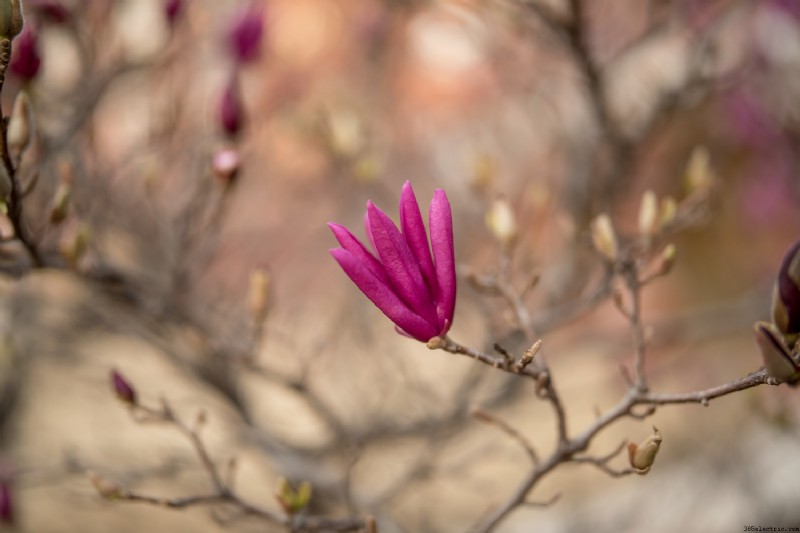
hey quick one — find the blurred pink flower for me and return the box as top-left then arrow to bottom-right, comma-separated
329,182 -> 456,342
110,369 -> 136,405
226,5 -> 265,64
10,27 -> 41,82
774,239 -> 800,335
28,0 -> 69,23
212,147 -> 240,184
0,482 -> 12,525
164,0 -> 185,27
218,75 -> 244,138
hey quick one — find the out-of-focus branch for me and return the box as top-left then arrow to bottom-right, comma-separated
94,394 -> 366,533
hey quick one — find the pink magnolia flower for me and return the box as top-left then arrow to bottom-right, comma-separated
10,27 -> 41,82
218,75 -> 244,138
226,5 -> 264,64
0,481 -> 11,525
164,0 -> 185,27
329,182 -> 456,342
28,0 -> 70,23
773,239 -> 800,336
110,369 -> 137,405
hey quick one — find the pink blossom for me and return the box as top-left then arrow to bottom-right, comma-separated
329,182 -> 456,342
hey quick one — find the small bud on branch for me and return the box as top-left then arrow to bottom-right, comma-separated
627,426 -> 662,473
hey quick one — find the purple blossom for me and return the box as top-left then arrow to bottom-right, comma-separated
0,482 -> 12,525
28,0 -> 70,23
110,369 -> 137,405
329,182 -> 456,342
226,5 -> 264,64
164,0 -> 185,27
218,75 -> 244,137
773,239 -> 800,335
10,27 -> 41,82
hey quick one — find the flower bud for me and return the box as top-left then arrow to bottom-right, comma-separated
0,481 -> 12,525
110,369 -> 137,405
772,239 -> 800,337
653,243 -> 677,277
659,196 -> 677,229
0,0 -> 23,39
426,336 -> 447,350
471,153 -> 495,192
89,472 -> 122,500
28,0 -> 69,24
637,190 -> 658,237
485,197 -> 518,249
684,146 -> 714,195
7,90 -> 31,157
9,27 -> 41,82
248,267 -> 270,322
226,6 -> 264,64
218,76 -> 244,138
60,224 -> 90,267
164,0 -> 184,27
0,163 -> 11,203
49,181 -> 71,224
275,477 -> 311,515
212,147 -> 240,185
754,321 -> 799,384
590,213 -> 619,262
627,426 -> 662,472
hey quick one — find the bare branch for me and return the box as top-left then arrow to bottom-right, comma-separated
472,407 -> 540,465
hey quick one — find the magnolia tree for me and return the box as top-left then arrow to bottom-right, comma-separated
0,0 -> 799,532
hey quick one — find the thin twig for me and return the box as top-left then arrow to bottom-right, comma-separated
472,408 -> 540,465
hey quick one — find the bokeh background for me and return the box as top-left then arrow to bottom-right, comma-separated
1,0 -> 800,531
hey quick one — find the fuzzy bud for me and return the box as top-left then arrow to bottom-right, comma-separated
89,472 -> 122,500
0,0 -> 23,39
0,163 -> 11,203
627,426 -> 662,472
659,196 -> 677,229
591,213 -> 619,262
110,369 -> 137,405
485,197 -> 518,249
49,182 -> 71,224
684,146 -> 714,195
212,147 -> 240,185
637,190 -> 658,237
654,243 -> 677,277
426,337 -> 447,350
60,224 -> 90,267
248,268 -> 270,323
7,90 -> 31,157
275,477 -> 312,515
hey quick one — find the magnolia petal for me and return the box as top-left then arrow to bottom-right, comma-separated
775,239 -> 800,334
429,189 -> 456,332
328,223 -> 389,285
367,201 -> 439,326
364,210 -> 377,253
399,181 -> 437,295
330,248 -> 438,342
754,321 -> 799,383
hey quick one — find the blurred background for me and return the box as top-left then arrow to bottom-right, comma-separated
0,0 -> 799,531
